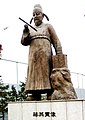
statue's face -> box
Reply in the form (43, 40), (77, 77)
(33, 9), (43, 26)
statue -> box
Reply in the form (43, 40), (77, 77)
(21, 4), (77, 101)
(50, 67), (77, 100)
(21, 4), (63, 100)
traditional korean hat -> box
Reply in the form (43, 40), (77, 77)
(30, 4), (49, 24)
(33, 4), (43, 13)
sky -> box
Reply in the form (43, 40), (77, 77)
(0, 0), (85, 88)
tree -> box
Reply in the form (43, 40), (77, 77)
(0, 79), (9, 120)
(8, 85), (18, 101)
(17, 81), (27, 101)
(0, 80), (26, 120)
(8, 81), (26, 101)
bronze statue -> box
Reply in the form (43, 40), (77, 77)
(21, 4), (63, 100)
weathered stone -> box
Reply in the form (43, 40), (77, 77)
(52, 54), (68, 68)
(50, 67), (77, 100)
(21, 4), (63, 100)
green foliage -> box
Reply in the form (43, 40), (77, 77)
(17, 81), (27, 101)
(0, 80), (26, 116)
(0, 81), (9, 113)
(8, 82), (26, 101)
(8, 85), (18, 101)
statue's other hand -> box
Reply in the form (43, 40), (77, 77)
(23, 24), (29, 33)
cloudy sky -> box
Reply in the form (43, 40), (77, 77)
(0, 0), (85, 88)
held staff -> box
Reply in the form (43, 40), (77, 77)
(19, 17), (37, 32)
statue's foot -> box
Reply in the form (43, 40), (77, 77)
(26, 96), (36, 101)
(47, 95), (51, 100)
(26, 93), (41, 101)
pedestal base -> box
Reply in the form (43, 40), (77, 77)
(8, 99), (85, 120)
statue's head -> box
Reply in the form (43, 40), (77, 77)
(32, 4), (44, 26)
(30, 4), (49, 25)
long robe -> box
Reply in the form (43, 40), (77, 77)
(21, 22), (62, 93)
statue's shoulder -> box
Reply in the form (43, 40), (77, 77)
(44, 23), (52, 27)
(45, 23), (54, 31)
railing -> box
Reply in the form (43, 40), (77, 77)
(1, 58), (85, 120)
(0, 58), (85, 89)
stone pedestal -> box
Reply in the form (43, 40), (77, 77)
(8, 99), (85, 120)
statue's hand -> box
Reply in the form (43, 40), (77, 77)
(23, 24), (29, 33)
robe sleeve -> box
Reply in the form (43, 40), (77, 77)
(21, 32), (31, 46)
(48, 24), (63, 54)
